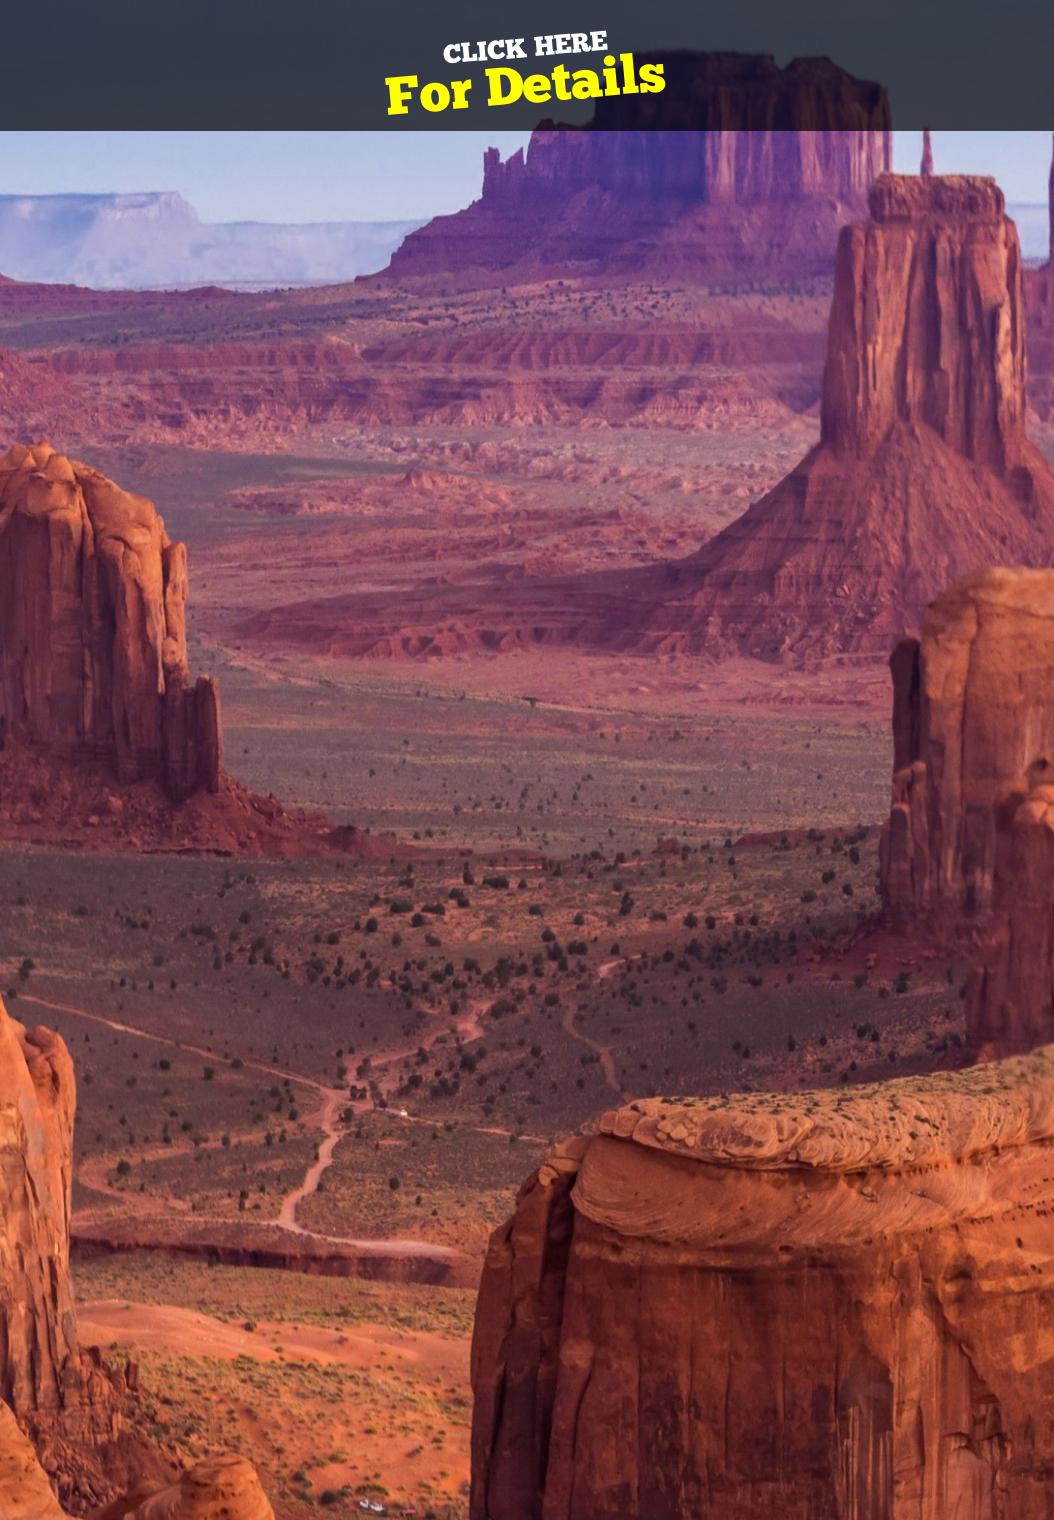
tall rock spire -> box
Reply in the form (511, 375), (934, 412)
(920, 128), (934, 175)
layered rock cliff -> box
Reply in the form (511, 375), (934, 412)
(383, 54), (890, 288)
(0, 442), (221, 800)
(646, 176), (1054, 658)
(472, 1052), (1054, 1519)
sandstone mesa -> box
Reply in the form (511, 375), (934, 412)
(383, 55), (890, 289)
(472, 1050), (1054, 1519)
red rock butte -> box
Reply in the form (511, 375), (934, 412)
(472, 1051), (1054, 1519)
(0, 442), (221, 800)
(882, 567), (1054, 1057)
(640, 175), (1054, 659)
(881, 567), (1054, 932)
(381, 54), (890, 288)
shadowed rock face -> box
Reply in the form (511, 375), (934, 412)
(471, 1054), (1054, 1519)
(0, 441), (221, 800)
(646, 176), (1054, 659)
(383, 55), (890, 288)
(880, 567), (1054, 931)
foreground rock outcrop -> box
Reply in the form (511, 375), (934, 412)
(383, 55), (889, 288)
(0, 989), (273, 1514)
(646, 176), (1054, 657)
(472, 1053), (1054, 1519)
(0, 992), (145, 1507)
(0, 441), (220, 800)
(95, 1455), (274, 1519)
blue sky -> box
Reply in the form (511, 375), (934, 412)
(0, 132), (1048, 224)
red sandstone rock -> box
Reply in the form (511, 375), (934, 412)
(880, 568), (1054, 931)
(969, 785), (1054, 1055)
(0, 991), (165, 1509)
(0, 987), (273, 1515)
(0, 1402), (65, 1519)
(383, 56), (890, 288)
(472, 1056), (1054, 1518)
(0, 442), (221, 800)
(95, 1455), (274, 1519)
(645, 176), (1054, 657)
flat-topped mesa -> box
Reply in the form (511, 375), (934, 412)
(471, 1051), (1054, 1520)
(645, 177), (1054, 659)
(0, 442), (221, 801)
(823, 175), (1026, 472)
(381, 54), (890, 287)
(880, 568), (1054, 930)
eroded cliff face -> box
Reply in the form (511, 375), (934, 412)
(0, 1002), (79, 1419)
(472, 1055), (1054, 1520)
(383, 55), (890, 288)
(880, 567), (1054, 930)
(0, 990), (144, 1509)
(0, 989), (274, 1516)
(0, 441), (221, 800)
(647, 176), (1054, 659)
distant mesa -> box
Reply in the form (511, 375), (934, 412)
(380, 53), (890, 288)
(0, 191), (420, 289)
(472, 1052), (1054, 1518)
(641, 174), (1054, 658)
(0, 441), (221, 801)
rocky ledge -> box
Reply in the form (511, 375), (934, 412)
(472, 1051), (1054, 1519)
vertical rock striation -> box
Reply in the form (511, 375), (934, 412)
(879, 567), (1054, 929)
(472, 1064), (1054, 1519)
(645, 176), (1054, 657)
(879, 567), (1054, 1055)
(0, 442), (221, 799)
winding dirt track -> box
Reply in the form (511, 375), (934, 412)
(20, 989), (521, 1262)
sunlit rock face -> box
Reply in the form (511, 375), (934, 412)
(642, 176), (1054, 660)
(0, 441), (221, 799)
(472, 1055), (1054, 1519)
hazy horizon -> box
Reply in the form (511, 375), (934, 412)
(0, 131), (1048, 227)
